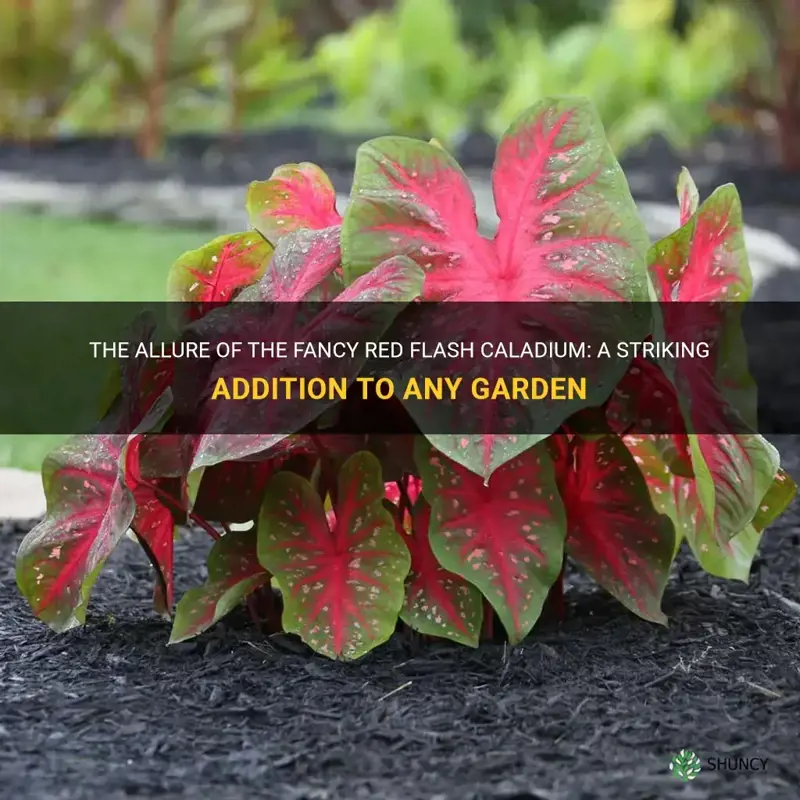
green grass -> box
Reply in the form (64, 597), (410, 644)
(1, 211), (214, 471)
(2, 211), (211, 301)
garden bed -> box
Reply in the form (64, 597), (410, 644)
(1, 126), (798, 208)
(2, 437), (799, 800)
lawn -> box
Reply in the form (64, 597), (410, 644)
(1, 211), (214, 471)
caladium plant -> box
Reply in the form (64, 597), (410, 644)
(15, 96), (796, 661)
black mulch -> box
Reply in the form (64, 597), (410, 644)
(1, 126), (799, 209)
(2, 439), (800, 800)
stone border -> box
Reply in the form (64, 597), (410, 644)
(3, 170), (799, 280)
(0, 171), (249, 233)
(0, 468), (45, 520)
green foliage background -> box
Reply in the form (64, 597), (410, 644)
(0, 0), (783, 158)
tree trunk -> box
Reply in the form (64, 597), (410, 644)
(776, 109), (800, 169)
(138, 0), (180, 161)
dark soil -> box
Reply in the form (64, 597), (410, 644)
(2, 438), (800, 800)
(1, 126), (799, 209)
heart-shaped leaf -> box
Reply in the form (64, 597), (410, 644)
(246, 163), (342, 243)
(416, 438), (567, 645)
(689, 433), (781, 544)
(236, 226), (343, 302)
(623, 434), (750, 579)
(647, 182), (782, 543)
(167, 231), (273, 322)
(169, 527), (271, 644)
(399, 498), (483, 647)
(258, 451), (411, 660)
(558, 435), (675, 623)
(124, 434), (185, 615)
(342, 97), (650, 479)
(16, 435), (135, 632)
(187, 255), (424, 471)
(624, 434), (790, 580)
(343, 96), (650, 301)
(650, 184), (750, 304)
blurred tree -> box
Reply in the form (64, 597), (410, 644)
(0, 0), (118, 140)
(729, 0), (800, 168)
(315, 0), (493, 143)
(198, 1), (322, 137)
(484, 0), (762, 155)
(140, 0), (180, 160)
(68, 0), (256, 157)
(279, 0), (393, 49)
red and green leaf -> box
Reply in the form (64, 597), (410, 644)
(751, 468), (797, 532)
(99, 310), (174, 433)
(167, 231), (273, 321)
(246, 163), (342, 243)
(689, 433), (781, 544)
(415, 438), (567, 645)
(237, 226), (343, 302)
(123, 435), (185, 615)
(559, 435), (675, 623)
(342, 97), (650, 479)
(650, 184), (751, 304)
(399, 498), (483, 647)
(15, 435), (135, 632)
(647, 181), (782, 543)
(189, 256), (424, 471)
(342, 96), (650, 302)
(625, 434), (785, 581)
(257, 451), (411, 660)
(606, 356), (692, 474)
(169, 527), (271, 644)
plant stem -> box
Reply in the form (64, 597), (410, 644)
(547, 561), (566, 623)
(226, 0), (259, 140)
(777, 116), (800, 168)
(145, 479), (221, 541)
(397, 474), (411, 522)
(481, 599), (494, 642)
(186, 510), (221, 541)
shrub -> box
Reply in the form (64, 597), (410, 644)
(725, 0), (800, 169)
(194, 3), (321, 136)
(15, 96), (796, 660)
(314, 0), (492, 146)
(0, 0), (107, 139)
(3, 0), (317, 156)
(67, 0), (277, 158)
(485, 0), (763, 155)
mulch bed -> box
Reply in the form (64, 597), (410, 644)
(2, 437), (799, 800)
(1, 126), (798, 209)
